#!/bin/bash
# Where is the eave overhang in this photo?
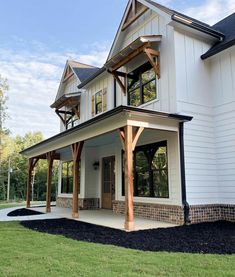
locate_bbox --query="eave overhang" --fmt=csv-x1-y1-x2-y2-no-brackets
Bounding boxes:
105,35,162,71
21,106,193,159
50,92,81,109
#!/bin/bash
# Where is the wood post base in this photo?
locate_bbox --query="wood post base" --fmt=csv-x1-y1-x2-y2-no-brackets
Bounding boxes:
46,207,51,213
125,221,134,231
72,212,79,219
26,203,30,209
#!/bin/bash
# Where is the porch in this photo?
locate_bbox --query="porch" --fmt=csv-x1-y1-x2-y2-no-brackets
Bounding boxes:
29,206,176,230
21,106,192,231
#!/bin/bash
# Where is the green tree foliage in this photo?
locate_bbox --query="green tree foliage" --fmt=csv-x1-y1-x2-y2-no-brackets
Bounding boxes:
0,132,58,201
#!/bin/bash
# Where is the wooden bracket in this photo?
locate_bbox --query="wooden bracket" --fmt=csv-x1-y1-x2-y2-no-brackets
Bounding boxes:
122,0,148,31
144,48,160,79
118,126,144,151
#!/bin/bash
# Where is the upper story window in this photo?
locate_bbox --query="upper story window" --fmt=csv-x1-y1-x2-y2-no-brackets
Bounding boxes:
95,90,102,115
128,62,157,107
64,106,80,130
92,88,107,117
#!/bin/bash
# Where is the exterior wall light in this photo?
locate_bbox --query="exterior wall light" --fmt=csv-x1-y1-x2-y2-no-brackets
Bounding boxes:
93,161,100,170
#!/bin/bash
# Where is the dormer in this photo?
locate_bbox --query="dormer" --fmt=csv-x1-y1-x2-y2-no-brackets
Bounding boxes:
51,60,100,130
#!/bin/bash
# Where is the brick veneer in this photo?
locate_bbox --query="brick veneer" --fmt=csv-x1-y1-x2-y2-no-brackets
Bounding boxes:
189,204,235,223
113,201,235,225
57,197,99,210
112,200,184,225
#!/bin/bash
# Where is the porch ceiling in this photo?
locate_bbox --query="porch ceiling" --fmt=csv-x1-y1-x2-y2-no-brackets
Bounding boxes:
20,105,192,159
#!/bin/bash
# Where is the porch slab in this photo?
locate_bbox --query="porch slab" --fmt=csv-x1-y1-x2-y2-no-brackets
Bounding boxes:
29,206,176,231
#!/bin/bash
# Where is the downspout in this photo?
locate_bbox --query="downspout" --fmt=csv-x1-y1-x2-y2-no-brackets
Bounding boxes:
179,122,191,225
114,78,117,108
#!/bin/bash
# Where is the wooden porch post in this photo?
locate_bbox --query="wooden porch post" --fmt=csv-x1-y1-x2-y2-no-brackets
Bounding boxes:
26,158,39,208
46,151,55,213
118,126,144,231
71,141,84,218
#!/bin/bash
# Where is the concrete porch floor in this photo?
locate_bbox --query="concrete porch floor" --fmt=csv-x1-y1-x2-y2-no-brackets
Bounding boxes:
30,206,176,231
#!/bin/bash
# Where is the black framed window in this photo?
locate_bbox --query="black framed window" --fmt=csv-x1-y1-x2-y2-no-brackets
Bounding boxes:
65,108,79,130
61,161,80,194
95,91,102,114
122,141,169,198
128,62,157,107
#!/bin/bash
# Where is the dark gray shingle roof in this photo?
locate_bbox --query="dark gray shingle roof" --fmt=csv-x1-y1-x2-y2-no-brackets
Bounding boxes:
72,67,100,82
201,13,235,59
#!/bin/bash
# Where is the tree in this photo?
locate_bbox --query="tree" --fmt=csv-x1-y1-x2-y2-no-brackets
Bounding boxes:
0,131,58,202
0,75,9,156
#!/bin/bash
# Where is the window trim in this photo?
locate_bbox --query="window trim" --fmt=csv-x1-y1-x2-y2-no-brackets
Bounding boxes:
95,90,103,115
128,62,157,107
122,140,169,199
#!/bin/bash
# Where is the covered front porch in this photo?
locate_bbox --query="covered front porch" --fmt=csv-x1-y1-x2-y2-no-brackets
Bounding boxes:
21,106,192,231
28,206,176,230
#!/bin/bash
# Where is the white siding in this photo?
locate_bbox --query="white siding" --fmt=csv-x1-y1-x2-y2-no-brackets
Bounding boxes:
211,47,235,205
174,30,219,205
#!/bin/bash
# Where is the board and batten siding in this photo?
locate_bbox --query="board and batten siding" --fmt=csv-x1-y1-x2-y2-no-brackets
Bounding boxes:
210,46,235,205
174,30,220,205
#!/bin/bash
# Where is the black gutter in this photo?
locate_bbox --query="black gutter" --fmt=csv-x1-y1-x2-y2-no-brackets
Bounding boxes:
179,122,191,225
201,38,235,60
78,67,106,89
21,105,193,155
114,78,117,108
172,14,225,41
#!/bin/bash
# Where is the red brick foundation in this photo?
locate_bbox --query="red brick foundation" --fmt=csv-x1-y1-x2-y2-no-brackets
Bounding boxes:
57,197,99,210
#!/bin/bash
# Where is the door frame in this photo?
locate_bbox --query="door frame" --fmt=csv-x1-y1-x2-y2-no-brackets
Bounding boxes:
101,156,115,209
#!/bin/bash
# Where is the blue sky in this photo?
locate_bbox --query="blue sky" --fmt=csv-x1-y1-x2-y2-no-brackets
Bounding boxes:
0,0,234,138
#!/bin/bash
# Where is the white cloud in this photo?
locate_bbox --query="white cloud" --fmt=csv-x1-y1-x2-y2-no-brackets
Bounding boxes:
0,40,110,138
183,0,235,25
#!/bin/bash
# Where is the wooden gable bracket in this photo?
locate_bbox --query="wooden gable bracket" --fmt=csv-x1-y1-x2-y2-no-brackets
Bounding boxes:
55,109,75,127
143,47,161,79
122,0,149,31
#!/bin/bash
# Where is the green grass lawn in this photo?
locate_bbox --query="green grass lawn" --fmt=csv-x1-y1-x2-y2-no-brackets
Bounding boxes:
0,221,234,277
0,201,46,210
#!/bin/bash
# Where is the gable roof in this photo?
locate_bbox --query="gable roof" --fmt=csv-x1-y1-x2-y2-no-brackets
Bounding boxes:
107,0,224,61
53,60,100,104
201,13,235,59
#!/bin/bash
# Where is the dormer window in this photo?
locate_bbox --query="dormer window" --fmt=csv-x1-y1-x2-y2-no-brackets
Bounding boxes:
128,62,156,107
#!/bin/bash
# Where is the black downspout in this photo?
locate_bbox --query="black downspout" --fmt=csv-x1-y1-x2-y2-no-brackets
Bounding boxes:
114,78,117,108
179,122,191,225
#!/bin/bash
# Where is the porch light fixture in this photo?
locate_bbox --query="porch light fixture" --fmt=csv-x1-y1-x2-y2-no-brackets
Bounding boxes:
93,161,100,170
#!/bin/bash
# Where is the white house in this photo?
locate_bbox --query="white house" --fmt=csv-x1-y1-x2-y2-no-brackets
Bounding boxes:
21,0,235,231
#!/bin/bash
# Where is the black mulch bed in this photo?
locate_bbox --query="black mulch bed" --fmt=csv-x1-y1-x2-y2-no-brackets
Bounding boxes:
8,208,44,217
20,218,235,254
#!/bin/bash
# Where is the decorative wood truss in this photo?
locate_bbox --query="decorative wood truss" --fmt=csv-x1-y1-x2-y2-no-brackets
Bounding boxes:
122,0,149,31
105,36,161,95
51,94,81,127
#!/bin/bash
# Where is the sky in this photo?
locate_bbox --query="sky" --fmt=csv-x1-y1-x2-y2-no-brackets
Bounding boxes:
1,0,235,138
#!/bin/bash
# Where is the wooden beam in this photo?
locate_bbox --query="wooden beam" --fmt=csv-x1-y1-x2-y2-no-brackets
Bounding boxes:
117,128,125,150
144,48,160,79
26,157,39,208
71,141,84,218
46,151,55,213
122,6,148,31
111,43,150,72
55,109,66,126
124,125,134,231
132,127,144,151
